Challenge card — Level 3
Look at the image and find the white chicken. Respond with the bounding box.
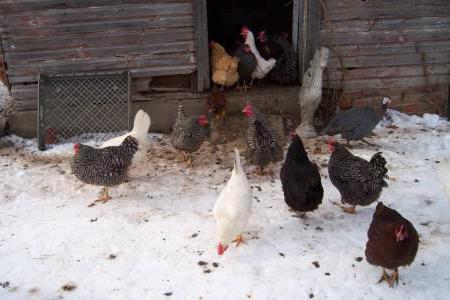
[213,148,253,255]
[101,109,151,165]
[437,158,450,200]
[240,26,276,85]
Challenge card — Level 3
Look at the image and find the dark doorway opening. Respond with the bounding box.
[207,0,294,55]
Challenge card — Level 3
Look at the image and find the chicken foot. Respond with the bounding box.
[232,234,247,247]
[88,187,111,207]
[329,200,356,214]
[377,268,399,288]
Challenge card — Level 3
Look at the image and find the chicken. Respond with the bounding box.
[71,136,138,205]
[328,140,388,213]
[170,103,209,167]
[101,109,151,165]
[323,97,392,146]
[206,90,227,125]
[436,158,450,200]
[209,41,239,89]
[269,32,298,85]
[213,148,252,255]
[234,43,257,92]
[365,202,419,287]
[242,103,283,175]
[280,134,323,217]
[256,31,283,61]
[240,26,276,85]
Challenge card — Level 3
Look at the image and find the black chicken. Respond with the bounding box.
[365,202,419,287]
[71,136,138,205]
[242,103,283,175]
[280,134,323,217]
[270,32,298,85]
[256,31,283,61]
[234,43,257,92]
[328,141,388,213]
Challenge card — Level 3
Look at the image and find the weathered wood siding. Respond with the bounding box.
[322,0,450,115]
[0,0,196,111]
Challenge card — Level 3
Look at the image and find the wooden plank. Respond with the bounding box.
[292,0,300,70]
[324,0,450,9]
[327,52,450,68]
[330,74,450,90]
[192,0,209,92]
[325,40,450,57]
[321,16,450,33]
[327,64,450,81]
[323,5,450,21]
[2,27,194,52]
[299,0,321,80]
[5,41,194,62]
[9,64,196,83]
[0,15,193,37]
[322,28,450,46]
[0,0,189,13]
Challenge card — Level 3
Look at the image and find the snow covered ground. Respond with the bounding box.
[0,109,449,300]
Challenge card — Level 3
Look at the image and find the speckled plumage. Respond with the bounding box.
[328,143,388,207]
[170,104,209,154]
[245,108,283,169]
[270,34,298,84]
[71,136,138,187]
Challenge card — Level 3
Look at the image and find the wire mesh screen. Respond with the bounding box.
[38,72,130,150]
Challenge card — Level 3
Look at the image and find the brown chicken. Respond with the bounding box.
[210,41,239,89]
[206,90,227,124]
[365,202,419,287]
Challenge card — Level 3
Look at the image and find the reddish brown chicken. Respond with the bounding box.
[206,90,227,124]
[365,202,419,287]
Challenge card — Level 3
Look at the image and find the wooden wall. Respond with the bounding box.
[321,0,450,115]
[0,0,196,111]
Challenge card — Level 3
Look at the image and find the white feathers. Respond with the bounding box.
[213,148,253,247]
[244,29,277,80]
[436,158,450,200]
[101,109,151,164]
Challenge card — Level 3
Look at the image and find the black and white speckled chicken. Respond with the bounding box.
[242,103,283,175]
[170,103,209,167]
[280,134,323,217]
[71,136,138,205]
[270,32,298,85]
[328,140,388,213]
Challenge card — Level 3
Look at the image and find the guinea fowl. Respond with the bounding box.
[71,136,138,205]
[234,43,257,92]
[323,97,392,146]
[269,32,298,85]
[170,103,209,167]
[365,202,419,287]
[243,103,283,175]
[328,140,388,213]
[280,134,323,217]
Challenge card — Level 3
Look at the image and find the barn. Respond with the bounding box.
[0,0,449,140]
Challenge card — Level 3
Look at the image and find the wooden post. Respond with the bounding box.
[193,0,210,92]
[297,0,321,84]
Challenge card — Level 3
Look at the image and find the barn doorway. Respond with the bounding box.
[206,0,298,89]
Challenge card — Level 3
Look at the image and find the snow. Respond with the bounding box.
[0,110,449,300]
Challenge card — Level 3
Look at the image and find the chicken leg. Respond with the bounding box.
[232,234,247,247]
[377,268,399,288]
[342,205,356,214]
[87,187,112,206]
[186,153,193,168]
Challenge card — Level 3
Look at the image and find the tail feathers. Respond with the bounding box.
[130,110,151,145]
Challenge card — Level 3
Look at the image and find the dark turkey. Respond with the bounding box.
[328,141,388,213]
[71,135,138,204]
[170,103,209,167]
[365,202,419,287]
[269,32,298,85]
[243,103,283,174]
[323,97,391,145]
[234,43,257,90]
[280,134,323,216]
